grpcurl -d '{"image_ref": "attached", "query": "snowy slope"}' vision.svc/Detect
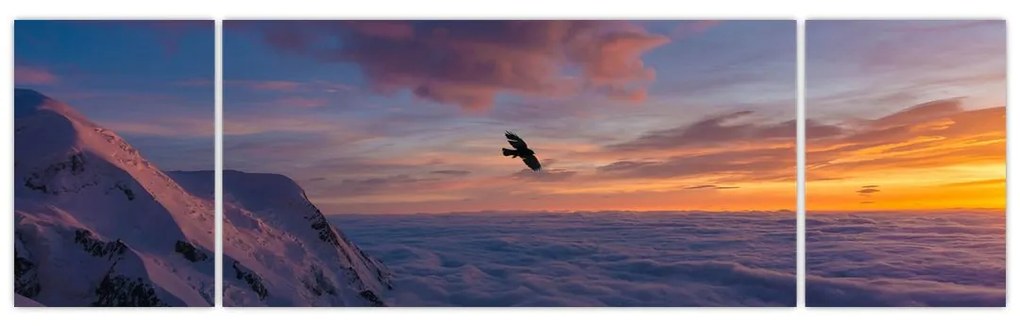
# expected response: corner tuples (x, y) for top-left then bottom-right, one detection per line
(173, 170), (392, 306)
(13, 89), (214, 307)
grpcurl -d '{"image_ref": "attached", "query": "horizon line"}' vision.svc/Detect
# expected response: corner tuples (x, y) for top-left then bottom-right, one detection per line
(325, 207), (1005, 217)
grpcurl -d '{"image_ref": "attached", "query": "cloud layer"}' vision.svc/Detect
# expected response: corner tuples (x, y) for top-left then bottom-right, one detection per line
(808, 210), (1004, 306)
(334, 211), (795, 306)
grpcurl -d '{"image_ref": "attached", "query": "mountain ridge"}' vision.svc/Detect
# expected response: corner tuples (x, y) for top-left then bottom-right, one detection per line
(212, 169), (393, 306)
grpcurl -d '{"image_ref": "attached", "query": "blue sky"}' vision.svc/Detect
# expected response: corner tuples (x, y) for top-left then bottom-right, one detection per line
(15, 20), (214, 171)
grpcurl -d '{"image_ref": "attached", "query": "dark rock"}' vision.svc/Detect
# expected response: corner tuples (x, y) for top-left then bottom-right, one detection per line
(174, 240), (208, 262)
(232, 261), (268, 300)
(92, 273), (166, 307)
(24, 153), (96, 195)
(115, 182), (135, 201)
(301, 264), (337, 297)
(74, 229), (127, 259)
(359, 290), (385, 307)
(14, 245), (40, 298)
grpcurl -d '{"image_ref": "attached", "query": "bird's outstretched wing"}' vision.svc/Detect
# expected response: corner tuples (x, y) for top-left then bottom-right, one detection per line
(505, 131), (529, 150)
(522, 155), (541, 171)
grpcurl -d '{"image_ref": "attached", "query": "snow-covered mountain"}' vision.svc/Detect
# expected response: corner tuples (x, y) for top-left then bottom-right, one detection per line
(187, 170), (391, 307)
(13, 88), (391, 307)
(13, 89), (214, 307)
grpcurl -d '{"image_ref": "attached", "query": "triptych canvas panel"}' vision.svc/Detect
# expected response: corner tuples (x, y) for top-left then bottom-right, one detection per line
(14, 21), (216, 306)
(11, 19), (1005, 307)
(804, 21), (1006, 307)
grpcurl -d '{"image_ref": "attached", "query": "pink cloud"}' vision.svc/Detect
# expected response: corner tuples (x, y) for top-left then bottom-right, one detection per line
(250, 21), (670, 110)
(15, 66), (58, 85)
(572, 28), (669, 84)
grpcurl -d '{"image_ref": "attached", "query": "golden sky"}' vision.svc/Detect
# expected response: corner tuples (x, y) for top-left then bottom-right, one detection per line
(807, 101), (1005, 210)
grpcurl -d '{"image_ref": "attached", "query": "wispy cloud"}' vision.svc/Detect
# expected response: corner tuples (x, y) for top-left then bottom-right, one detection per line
(512, 169), (578, 182)
(608, 110), (802, 152)
(808, 99), (1004, 179)
(227, 79), (355, 93)
(597, 147), (793, 181)
(272, 96), (329, 109)
(808, 98), (1005, 210)
(102, 117), (213, 137)
(430, 169), (472, 176)
(684, 185), (740, 190)
(15, 66), (58, 85)
(856, 186), (880, 196)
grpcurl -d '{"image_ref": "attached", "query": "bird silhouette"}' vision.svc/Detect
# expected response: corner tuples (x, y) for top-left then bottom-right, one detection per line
(502, 131), (541, 171)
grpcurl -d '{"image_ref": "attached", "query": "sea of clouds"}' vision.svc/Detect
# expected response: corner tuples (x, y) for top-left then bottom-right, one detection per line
(331, 211), (796, 307)
(807, 210), (1005, 307)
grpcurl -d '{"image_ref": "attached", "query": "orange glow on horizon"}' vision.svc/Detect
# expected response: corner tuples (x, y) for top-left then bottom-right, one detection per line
(807, 101), (1005, 212)
(314, 179), (795, 214)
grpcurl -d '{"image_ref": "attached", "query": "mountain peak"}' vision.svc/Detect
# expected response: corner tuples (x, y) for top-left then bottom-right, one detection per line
(14, 88), (78, 117)
(15, 88), (52, 118)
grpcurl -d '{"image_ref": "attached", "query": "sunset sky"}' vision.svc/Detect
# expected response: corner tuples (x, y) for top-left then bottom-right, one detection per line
(224, 20), (796, 214)
(806, 20), (1005, 211)
(15, 21), (215, 171)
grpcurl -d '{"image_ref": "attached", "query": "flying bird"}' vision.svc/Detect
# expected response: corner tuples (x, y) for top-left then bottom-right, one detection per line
(502, 131), (541, 171)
